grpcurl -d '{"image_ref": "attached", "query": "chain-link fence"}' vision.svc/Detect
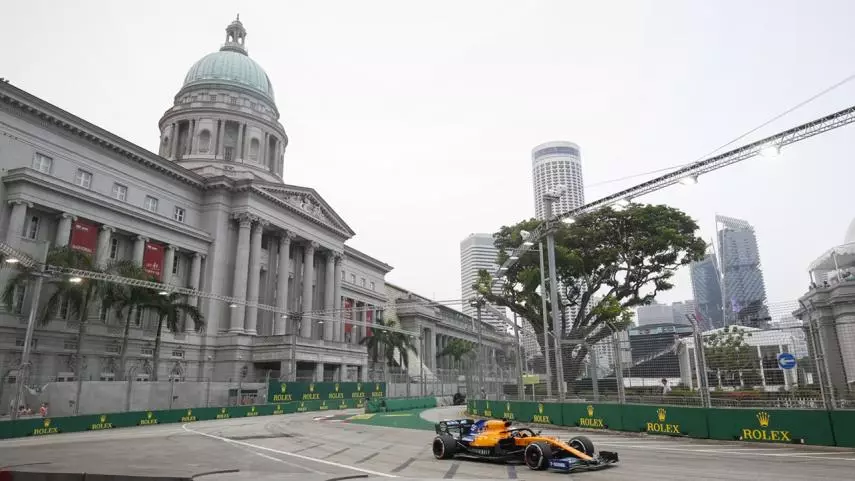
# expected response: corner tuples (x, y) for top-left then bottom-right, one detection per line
(494, 300), (855, 411)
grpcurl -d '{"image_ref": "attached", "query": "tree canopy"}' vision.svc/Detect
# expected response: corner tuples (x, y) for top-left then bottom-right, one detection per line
(474, 202), (706, 384)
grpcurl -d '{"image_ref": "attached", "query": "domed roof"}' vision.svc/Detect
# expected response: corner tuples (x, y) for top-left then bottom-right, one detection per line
(844, 218), (855, 245)
(183, 50), (274, 102)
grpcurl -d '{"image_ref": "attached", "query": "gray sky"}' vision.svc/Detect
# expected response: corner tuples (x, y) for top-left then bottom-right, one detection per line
(3, 0), (854, 313)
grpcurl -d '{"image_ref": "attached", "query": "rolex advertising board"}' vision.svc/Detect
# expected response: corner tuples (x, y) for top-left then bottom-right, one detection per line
(707, 408), (835, 446)
(621, 405), (709, 438)
(562, 403), (624, 430)
(267, 381), (385, 404)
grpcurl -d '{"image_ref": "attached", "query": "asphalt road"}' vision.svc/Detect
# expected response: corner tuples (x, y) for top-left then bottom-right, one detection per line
(1, 406), (854, 480)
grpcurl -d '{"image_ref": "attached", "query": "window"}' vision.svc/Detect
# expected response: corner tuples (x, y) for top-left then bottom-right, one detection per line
(74, 169), (92, 189)
(361, 277), (366, 288)
(144, 196), (158, 213)
(109, 238), (120, 260)
(172, 253), (180, 275)
(230, 97), (239, 105)
(224, 146), (234, 161)
(209, 94), (217, 102)
(25, 216), (39, 240)
(99, 304), (108, 322)
(370, 281), (375, 291)
(350, 274), (356, 284)
(32, 153), (52, 173)
(112, 183), (127, 201)
(341, 270), (346, 281)
(174, 206), (186, 223)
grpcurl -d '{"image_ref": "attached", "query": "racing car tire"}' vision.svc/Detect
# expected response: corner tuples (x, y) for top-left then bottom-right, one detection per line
(524, 442), (553, 470)
(568, 435), (596, 456)
(433, 434), (457, 460)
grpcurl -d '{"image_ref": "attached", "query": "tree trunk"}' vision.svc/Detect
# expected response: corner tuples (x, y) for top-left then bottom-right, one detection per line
(72, 299), (90, 415)
(152, 315), (165, 382)
(118, 308), (132, 381)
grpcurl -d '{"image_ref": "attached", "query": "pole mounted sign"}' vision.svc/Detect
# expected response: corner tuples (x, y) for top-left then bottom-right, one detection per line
(777, 352), (797, 370)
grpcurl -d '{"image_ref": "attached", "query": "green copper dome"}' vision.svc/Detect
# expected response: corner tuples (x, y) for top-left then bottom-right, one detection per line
(183, 50), (275, 102)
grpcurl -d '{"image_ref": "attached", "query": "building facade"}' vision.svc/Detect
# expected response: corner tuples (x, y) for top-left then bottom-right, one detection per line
(716, 215), (769, 327)
(531, 141), (584, 220)
(690, 253), (724, 330)
(459, 233), (504, 330)
(0, 18), (392, 386)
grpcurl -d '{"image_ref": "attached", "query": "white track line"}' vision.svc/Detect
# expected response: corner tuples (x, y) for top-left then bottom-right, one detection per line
(182, 423), (397, 478)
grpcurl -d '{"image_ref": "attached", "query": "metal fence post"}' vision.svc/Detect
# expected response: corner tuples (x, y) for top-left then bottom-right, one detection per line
(611, 331), (626, 404)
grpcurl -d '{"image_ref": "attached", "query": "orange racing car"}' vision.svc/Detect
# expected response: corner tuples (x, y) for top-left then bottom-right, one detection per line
(432, 418), (619, 472)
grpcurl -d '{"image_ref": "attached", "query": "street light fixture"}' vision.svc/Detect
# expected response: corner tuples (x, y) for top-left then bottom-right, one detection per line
(5, 258), (19, 264)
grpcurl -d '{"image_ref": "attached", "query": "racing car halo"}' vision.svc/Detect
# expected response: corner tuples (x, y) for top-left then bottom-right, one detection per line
(432, 418), (619, 473)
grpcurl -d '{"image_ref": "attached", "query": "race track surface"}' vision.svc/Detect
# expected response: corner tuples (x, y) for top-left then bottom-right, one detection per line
(1, 406), (854, 480)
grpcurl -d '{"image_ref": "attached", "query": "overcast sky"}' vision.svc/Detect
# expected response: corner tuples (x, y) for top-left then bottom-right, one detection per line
(3, 1), (854, 316)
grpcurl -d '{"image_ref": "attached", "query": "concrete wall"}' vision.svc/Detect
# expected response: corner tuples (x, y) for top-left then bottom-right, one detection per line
(3, 381), (267, 417)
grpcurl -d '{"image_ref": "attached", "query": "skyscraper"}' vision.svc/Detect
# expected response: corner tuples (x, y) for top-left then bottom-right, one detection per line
(716, 215), (769, 327)
(532, 141), (585, 220)
(460, 233), (504, 329)
(690, 253), (724, 330)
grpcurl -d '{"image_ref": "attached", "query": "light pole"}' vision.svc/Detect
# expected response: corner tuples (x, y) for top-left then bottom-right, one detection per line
(10, 241), (51, 421)
(512, 311), (524, 399)
(543, 192), (567, 402)
(537, 242), (553, 399)
(470, 297), (485, 398)
(288, 312), (302, 381)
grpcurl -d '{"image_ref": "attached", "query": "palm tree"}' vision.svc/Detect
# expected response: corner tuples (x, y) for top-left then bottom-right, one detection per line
(360, 316), (396, 380)
(2, 246), (107, 410)
(101, 260), (157, 381)
(388, 330), (418, 371)
(138, 292), (203, 381)
(437, 338), (476, 371)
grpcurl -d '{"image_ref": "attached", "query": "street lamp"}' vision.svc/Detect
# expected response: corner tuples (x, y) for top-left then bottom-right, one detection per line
(288, 312), (302, 381)
(469, 296), (485, 398)
(10, 241), (51, 421)
(542, 189), (567, 402)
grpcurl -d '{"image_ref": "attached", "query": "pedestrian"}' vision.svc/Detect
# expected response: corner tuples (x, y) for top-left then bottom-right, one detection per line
(661, 378), (671, 399)
(39, 403), (48, 418)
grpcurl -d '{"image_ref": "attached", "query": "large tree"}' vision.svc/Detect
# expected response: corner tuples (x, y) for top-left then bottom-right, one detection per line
(703, 325), (760, 388)
(138, 292), (203, 381)
(474, 202), (706, 387)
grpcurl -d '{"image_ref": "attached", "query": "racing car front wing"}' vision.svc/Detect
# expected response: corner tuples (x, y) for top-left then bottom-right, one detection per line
(548, 451), (619, 472)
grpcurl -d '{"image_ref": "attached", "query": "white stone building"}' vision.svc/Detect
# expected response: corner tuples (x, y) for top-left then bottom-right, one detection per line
(0, 18), (392, 386)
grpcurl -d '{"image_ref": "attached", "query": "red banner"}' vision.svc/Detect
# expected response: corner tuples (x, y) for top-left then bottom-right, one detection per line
(143, 242), (165, 279)
(365, 308), (373, 337)
(69, 220), (98, 255)
(344, 298), (353, 334)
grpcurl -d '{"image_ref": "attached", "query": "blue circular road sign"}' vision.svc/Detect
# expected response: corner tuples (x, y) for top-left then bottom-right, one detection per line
(777, 352), (797, 369)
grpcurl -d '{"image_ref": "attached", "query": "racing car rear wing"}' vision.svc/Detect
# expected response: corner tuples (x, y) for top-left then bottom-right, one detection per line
(435, 419), (476, 435)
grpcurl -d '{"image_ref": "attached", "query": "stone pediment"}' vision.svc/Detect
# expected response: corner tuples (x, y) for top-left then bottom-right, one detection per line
(254, 185), (355, 237)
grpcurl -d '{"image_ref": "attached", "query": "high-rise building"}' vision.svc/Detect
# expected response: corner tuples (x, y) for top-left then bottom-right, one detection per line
(531, 141), (585, 220)
(459, 233), (504, 329)
(690, 253), (724, 330)
(716, 215), (769, 327)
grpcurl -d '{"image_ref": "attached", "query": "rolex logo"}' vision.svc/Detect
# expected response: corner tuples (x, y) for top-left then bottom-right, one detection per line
(375, 383), (380, 391)
(186, 409), (192, 416)
(757, 411), (771, 427)
(281, 384), (287, 393)
(100, 415), (107, 423)
(587, 405), (594, 417)
(251, 406), (256, 412)
(335, 383), (340, 392)
(221, 408), (226, 414)
(506, 402), (511, 412)
(309, 383), (315, 392)
(657, 408), (666, 422)
(485, 401), (490, 409)
(147, 411), (153, 419)
(44, 418), (51, 428)
(538, 403), (544, 414)
(357, 383), (362, 391)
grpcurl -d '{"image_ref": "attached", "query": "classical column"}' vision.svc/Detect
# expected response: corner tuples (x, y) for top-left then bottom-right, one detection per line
(244, 218), (267, 335)
(229, 213), (254, 333)
(300, 241), (318, 337)
(132, 236), (147, 265)
(5, 200), (30, 246)
(333, 254), (344, 342)
(260, 132), (268, 166)
(95, 225), (114, 267)
(216, 120), (225, 159)
(429, 329), (437, 371)
(186, 252), (203, 333)
(242, 127), (251, 162)
(323, 251), (336, 341)
(274, 231), (295, 335)
(162, 245), (176, 283)
(55, 213), (76, 247)
(235, 122), (245, 161)
(170, 123), (179, 159)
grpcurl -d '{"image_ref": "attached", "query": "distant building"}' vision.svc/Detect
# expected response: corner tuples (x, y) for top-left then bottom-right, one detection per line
(636, 301), (695, 327)
(459, 233), (504, 329)
(531, 141), (584, 220)
(690, 253), (724, 330)
(716, 215), (769, 327)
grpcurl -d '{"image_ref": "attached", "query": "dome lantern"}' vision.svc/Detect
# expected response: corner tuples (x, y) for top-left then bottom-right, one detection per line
(222, 15), (248, 55)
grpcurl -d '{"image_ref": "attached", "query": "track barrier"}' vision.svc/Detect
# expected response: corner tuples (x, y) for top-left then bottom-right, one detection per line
(467, 399), (854, 448)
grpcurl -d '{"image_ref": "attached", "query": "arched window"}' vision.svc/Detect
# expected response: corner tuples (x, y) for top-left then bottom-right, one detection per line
(249, 138), (260, 162)
(198, 130), (211, 153)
